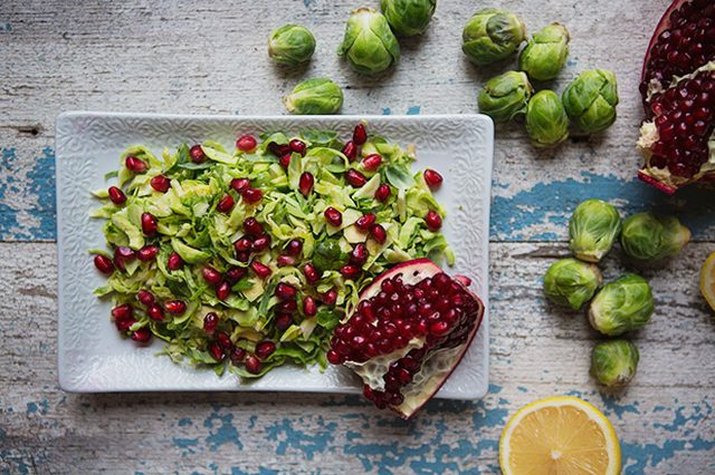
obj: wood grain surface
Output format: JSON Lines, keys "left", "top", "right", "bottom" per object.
{"left": 1, "top": 0, "right": 714, "bottom": 473}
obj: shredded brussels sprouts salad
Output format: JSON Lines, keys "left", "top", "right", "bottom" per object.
{"left": 90, "top": 123, "right": 453, "bottom": 379}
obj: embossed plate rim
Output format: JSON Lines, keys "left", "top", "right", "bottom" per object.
{"left": 56, "top": 111, "right": 493, "bottom": 399}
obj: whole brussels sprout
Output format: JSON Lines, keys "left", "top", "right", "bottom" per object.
{"left": 462, "top": 8, "right": 526, "bottom": 66}
{"left": 569, "top": 199, "right": 622, "bottom": 263}
{"left": 268, "top": 24, "right": 316, "bottom": 66}
{"left": 621, "top": 212, "right": 691, "bottom": 262}
{"left": 338, "top": 7, "right": 400, "bottom": 75}
{"left": 543, "top": 258, "right": 602, "bottom": 310}
{"left": 525, "top": 90, "right": 569, "bottom": 148}
{"left": 562, "top": 69, "right": 619, "bottom": 134}
{"left": 381, "top": 0, "right": 437, "bottom": 37}
{"left": 519, "top": 23, "right": 570, "bottom": 81}
{"left": 591, "top": 340, "right": 640, "bottom": 387}
{"left": 589, "top": 274, "right": 654, "bottom": 336}
{"left": 283, "top": 78, "right": 344, "bottom": 115}
{"left": 477, "top": 71, "right": 534, "bottom": 123}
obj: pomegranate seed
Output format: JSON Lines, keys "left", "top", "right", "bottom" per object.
{"left": 150, "top": 175, "right": 171, "bottom": 193}
{"left": 352, "top": 123, "right": 368, "bottom": 145}
{"left": 342, "top": 141, "right": 358, "bottom": 161}
{"left": 236, "top": 135, "right": 257, "bottom": 152}
{"left": 216, "top": 194, "right": 235, "bottom": 213}
{"left": 346, "top": 169, "right": 368, "bottom": 187}
{"left": 299, "top": 172, "right": 314, "bottom": 197}
{"left": 284, "top": 239, "right": 302, "bottom": 256}
{"left": 189, "top": 145, "right": 206, "bottom": 164}
{"left": 137, "top": 289, "right": 155, "bottom": 306}
{"left": 429, "top": 320, "right": 450, "bottom": 336}
{"left": 340, "top": 264, "right": 361, "bottom": 279}
{"left": 94, "top": 255, "right": 115, "bottom": 274}
{"left": 111, "top": 304, "right": 133, "bottom": 321}
{"left": 327, "top": 349, "right": 342, "bottom": 364}
{"left": 243, "top": 217, "right": 264, "bottom": 236}
{"left": 322, "top": 288, "right": 338, "bottom": 306}
{"left": 303, "top": 263, "right": 320, "bottom": 284}
{"left": 209, "top": 341, "right": 225, "bottom": 361}
{"left": 234, "top": 238, "right": 252, "bottom": 253}
{"left": 425, "top": 210, "right": 442, "bottom": 231}
{"left": 167, "top": 252, "right": 183, "bottom": 271}
{"left": 131, "top": 327, "right": 152, "bottom": 343}
{"left": 423, "top": 169, "right": 443, "bottom": 189}
{"left": 375, "top": 184, "right": 391, "bottom": 202}
{"left": 350, "top": 243, "right": 369, "bottom": 266}
{"left": 164, "top": 300, "right": 186, "bottom": 315}
{"left": 230, "top": 178, "right": 251, "bottom": 193}
{"left": 277, "top": 255, "right": 296, "bottom": 267}
{"left": 275, "top": 282, "right": 297, "bottom": 301}
{"left": 113, "top": 246, "right": 136, "bottom": 271}
{"left": 279, "top": 153, "right": 292, "bottom": 169}
{"left": 303, "top": 296, "right": 317, "bottom": 317}
{"left": 115, "top": 317, "right": 136, "bottom": 332}
{"left": 107, "top": 186, "right": 127, "bottom": 205}
{"left": 289, "top": 139, "right": 306, "bottom": 155}
{"left": 137, "top": 245, "right": 159, "bottom": 262}
{"left": 147, "top": 304, "right": 165, "bottom": 321}
{"left": 241, "top": 188, "right": 263, "bottom": 204}
{"left": 225, "top": 266, "right": 247, "bottom": 284}
{"left": 370, "top": 224, "right": 387, "bottom": 244}
{"left": 245, "top": 355, "right": 262, "bottom": 374}
{"left": 278, "top": 299, "right": 298, "bottom": 313}
{"left": 125, "top": 156, "right": 147, "bottom": 173}
{"left": 255, "top": 341, "right": 277, "bottom": 359}
{"left": 361, "top": 154, "right": 382, "bottom": 171}
{"left": 355, "top": 213, "right": 376, "bottom": 231}
{"left": 268, "top": 142, "right": 291, "bottom": 157}
{"left": 230, "top": 346, "right": 247, "bottom": 364}
{"left": 235, "top": 251, "right": 250, "bottom": 263}
{"left": 251, "top": 261, "right": 272, "bottom": 279}
{"left": 202, "top": 266, "right": 222, "bottom": 286}
{"left": 252, "top": 234, "right": 271, "bottom": 252}
{"left": 324, "top": 207, "right": 343, "bottom": 227}
{"left": 275, "top": 313, "right": 293, "bottom": 331}
{"left": 217, "top": 331, "right": 232, "bottom": 349}
{"left": 141, "top": 212, "right": 158, "bottom": 236}
{"left": 216, "top": 281, "right": 231, "bottom": 301}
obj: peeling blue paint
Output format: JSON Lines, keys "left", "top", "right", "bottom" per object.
{"left": 382, "top": 107, "right": 392, "bottom": 115}
{"left": 406, "top": 105, "right": 421, "bottom": 115}
{"left": 172, "top": 437, "right": 199, "bottom": 455}
{"left": 601, "top": 396, "right": 640, "bottom": 420}
{"left": 25, "top": 399, "right": 49, "bottom": 416}
{"left": 265, "top": 418, "right": 336, "bottom": 460}
{"left": 517, "top": 386, "right": 528, "bottom": 393}
{"left": 230, "top": 468, "right": 279, "bottom": 475}
{"left": 177, "top": 417, "right": 192, "bottom": 427}
{"left": 623, "top": 437, "right": 715, "bottom": 473}
{"left": 491, "top": 172, "right": 715, "bottom": 241}
{"left": 203, "top": 412, "right": 242, "bottom": 451}
{"left": 26, "top": 147, "right": 56, "bottom": 239}
{"left": 0, "top": 23, "right": 11, "bottom": 32}
{"left": 654, "top": 402, "right": 713, "bottom": 433}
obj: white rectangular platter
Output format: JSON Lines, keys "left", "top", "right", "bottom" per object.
{"left": 56, "top": 112, "right": 493, "bottom": 399}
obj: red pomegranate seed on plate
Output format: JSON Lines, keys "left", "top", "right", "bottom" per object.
{"left": 216, "top": 194, "right": 235, "bottom": 213}
{"left": 362, "top": 154, "right": 382, "bottom": 171}
{"left": 167, "top": 252, "right": 183, "bottom": 271}
{"left": 141, "top": 212, "right": 158, "bottom": 236}
{"left": 375, "top": 184, "right": 391, "bottom": 202}
{"left": 131, "top": 327, "right": 152, "bottom": 343}
{"left": 423, "top": 169, "right": 443, "bottom": 189}
{"left": 324, "top": 207, "right": 343, "bottom": 227}
{"left": 189, "top": 145, "right": 206, "bottom": 164}
{"left": 150, "top": 175, "right": 171, "bottom": 193}
{"left": 353, "top": 123, "right": 368, "bottom": 145}
{"left": 125, "top": 156, "right": 147, "bottom": 173}
{"left": 299, "top": 172, "right": 314, "bottom": 197}
{"left": 108, "top": 186, "right": 127, "bottom": 205}
{"left": 236, "top": 135, "right": 257, "bottom": 152}
{"left": 230, "top": 178, "right": 250, "bottom": 193}
{"left": 94, "top": 255, "right": 115, "bottom": 274}
{"left": 137, "top": 245, "right": 159, "bottom": 262}
{"left": 425, "top": 210, "right": 442, "bottom": 231}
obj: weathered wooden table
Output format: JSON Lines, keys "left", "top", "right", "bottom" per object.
{"left": 1, "top": 1, "right": 713, "bottom": 473}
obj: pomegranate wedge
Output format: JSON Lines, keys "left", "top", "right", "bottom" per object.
{"left": 328, "top": 258, "right": 484, "bottom": 419}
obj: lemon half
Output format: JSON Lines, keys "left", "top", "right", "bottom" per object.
{"left": 499, "top": 396, "right": 621, "bottom": 475}
{"left": 699, "top": 252, "right": 715, "bottom": 312}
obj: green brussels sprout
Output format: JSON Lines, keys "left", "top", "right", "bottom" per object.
{"left": 380, "top": 0, "right": 437, "bottom": 37}
{"left": 589, "top": 274, "right": 654, "bottom": 336}
{"left": 543, "top": 258, "right": 602, "bottom": 310}
{"left": 283, "top": 78, "right": 344, "bottom": 115}
{"left": 525, "top": 90, "right": 569, "bottom": 148}
{"left": 462, "top": 8, "right": 526, "bottom": 66}
{"left": 621, "top": 212, "right": 691, "bottom": 262}
{"left": 338, "top": 7, "right": 400, "bottom": 75}
{"left": 569, "top": 199, "right": 622, "bottom": 263}
{"left": 519, "top": 23, "right": 570, "bottom": 81}
{"left": 477, "top": 71, "right": 534, "bottom": 123}
{"left": 562, "top": 69, "right": 619, "bottom": 133}
{"left": 591, "top": 340, "right": 640, "bottom": 387}
{"left": 268, "top": 24, "right": 316, "bottom": 66}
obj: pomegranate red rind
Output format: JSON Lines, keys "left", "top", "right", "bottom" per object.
{"left": 329, "top": 258, "right": 485, "bottom": 419}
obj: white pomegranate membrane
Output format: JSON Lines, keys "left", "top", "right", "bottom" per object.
{"left": 328, "top": 258, "right": 484, "bottom": 419}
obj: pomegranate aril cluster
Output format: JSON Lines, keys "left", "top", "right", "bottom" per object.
{"left": 640, "top": 0, "right": 715, "bottom": 102}
{"left": 648, "top": 70, "right": 715, "bottom": 177}
{"left": 328, "top": 272, "right": 477, "bottom": 406}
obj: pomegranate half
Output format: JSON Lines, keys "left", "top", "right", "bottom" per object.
{"left": 328, "top": 258, "right": 485, "bottom": 419}
{"left": 637, "top": 0, "right": 715, "bottom": 193}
